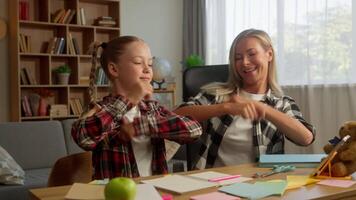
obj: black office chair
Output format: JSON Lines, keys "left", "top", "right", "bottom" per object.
{"left": 182, "top": 64, "right": 229, "bottom": 170}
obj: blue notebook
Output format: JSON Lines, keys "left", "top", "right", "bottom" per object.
{"left": 258, "top": 154, "right": 326, "bottom": 168}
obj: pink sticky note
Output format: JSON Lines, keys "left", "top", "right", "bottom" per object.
{"left": 317, "top": 179, "right": 356, "bottom": 188}
{"left": 190, "top": 192, "right": 240, "bottom": 200}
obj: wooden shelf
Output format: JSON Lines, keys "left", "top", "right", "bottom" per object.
{"left": 9, "top": 0, "right": 121, "bottom": 121}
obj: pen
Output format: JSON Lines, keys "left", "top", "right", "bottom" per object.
{"left": 208, "top": 174, "right": 241, "bottom": 182}
{"left": 312, "top": 135, "right": 350, "bottom": 177}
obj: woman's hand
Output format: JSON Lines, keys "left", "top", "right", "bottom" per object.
{"left": 226, "top": 94, "right": 266, "bottom": 120}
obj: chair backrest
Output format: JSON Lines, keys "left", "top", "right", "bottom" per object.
{"left": 182, "top": 65, "right": 229, "bottom": 170}
{"left": 183, "top": 64, "right": 229, "bottom": 101}
{"left": 47, "top": 151, "right": 92, "bottom": 187}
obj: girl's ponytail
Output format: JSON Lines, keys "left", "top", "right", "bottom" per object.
{"left": 79, "top": 42, "right": 104, "bottom": 118}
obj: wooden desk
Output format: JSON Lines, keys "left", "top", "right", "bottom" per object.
{"left": 30, "top": 163, "right": 356, "bottom": 200}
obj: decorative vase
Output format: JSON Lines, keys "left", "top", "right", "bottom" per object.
{"left": 57, "top": 73, "right": 70, "bottom": 85}
{"left": 38, "top": 97, "right": 48, "bottom": 116}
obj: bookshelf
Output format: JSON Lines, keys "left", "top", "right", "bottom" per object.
{"left": 9, "top": 0, "right": 120, "bottom": 121}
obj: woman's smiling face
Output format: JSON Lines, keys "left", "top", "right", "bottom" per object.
{"left": 234, "top": 37, "right": 273, "bottom": 93}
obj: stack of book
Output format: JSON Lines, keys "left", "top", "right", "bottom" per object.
{"left": 20, "top": 66, "right": 37, "bottom": 85}
{"left": 21, "top": 95, "right": 32, "bottom": 117}
{"left": 21, "top": 93, "right": 41, "bottom": 117}
{"left": 19, "top": 33, "right": 31, "bottom": 53}
{"left": 46, "top": 37, "right": 66, "bottom": 54}
{"left": 52, "top": 9, "right": 76, "bottom": 24}
{"left": 67, "top": 33, "right": 80, "bottom": 55}
{"left": 94, "top": 16, "right": 116, "bottom": 27}
{"left": 70, "top": 98, "right": 83, "bottom": 115}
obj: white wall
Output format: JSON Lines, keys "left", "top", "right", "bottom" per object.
{"left": 0, "top": 0, "right": 9, "bottom": 122}
{"left": 121, "top": 0, "right": 183, "bottom": 106}
{"left": 0, "top": 0, "right": 183, "bottom": 122}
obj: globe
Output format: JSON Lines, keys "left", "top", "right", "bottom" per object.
{"left": 152, "top": 57, "right": 173, "bottom": 89}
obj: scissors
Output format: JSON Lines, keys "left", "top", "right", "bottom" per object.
{"left": 253, "top": 165, "right": 296, "bottom": 178}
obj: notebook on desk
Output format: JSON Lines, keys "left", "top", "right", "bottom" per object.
{"left": 258, "top": 154, "right": 326, "bottom": 168}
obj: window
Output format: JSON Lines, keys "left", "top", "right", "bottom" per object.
{"left": 206, "top": 0, "right": 355, "bottom": 85}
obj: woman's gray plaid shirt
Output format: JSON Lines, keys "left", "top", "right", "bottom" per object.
{"left": 180, "top": 90, "right": 316, "bottom": 169}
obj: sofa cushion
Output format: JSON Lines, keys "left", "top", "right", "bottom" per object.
{"left": 24, "top": 168, "right": 51, "bottom": 189}
{"left": 61, "top": 119, "right": 84, "bottom": 155}
{"left": 0, "top": 145, "right": 25, "bottom": 185}
{"left": 0, "top": 168, "right": 51, "bottom": 200}
{"left": 0, "top": 121, "right": 67, "bottom": 170}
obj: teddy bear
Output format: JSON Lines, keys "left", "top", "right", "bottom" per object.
{"left": 323, "top": 121, "right": 356, "bottom": 177}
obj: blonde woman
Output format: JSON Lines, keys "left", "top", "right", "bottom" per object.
{"left": 175, "top": 29, "right": 315, "bottom": 169}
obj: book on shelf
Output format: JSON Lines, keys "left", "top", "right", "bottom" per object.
{"left": 98, "top": 16, "right": 113, "bottom": 21}
{"left": 28, "top": 93, "right": 40, "bottom": 116}
{"left": 96, "top": 67, "right": 109, "bottom": 85}
{"left": 26, "top": 35, "right": 31, "bottom": 52}
{"left": 94, "top": 16, "right": 117, "bottom": 27}
{"left": 19, "top": 34, "right": 31, "bottom": 53}
{"left": 70, "top": 98, "right": 83, "bottom": 115}
{"left": 74, "top": 98, "right": 83, "bottom": 114}
{"left": 67, "top": 33, "right": 75, "bottom": 55}
{"left": 23, "top": 66, "right": 37, "bottom": 85}
{"left": 79, "top": 76, "right": 90, "bottom": 85}
{"left": 79, "top": 8, "right": 86, "bottom": 25}
{"left": 52, "top": 9, "right": 66, "bottom": 23}
{"left": 21, "top": 95, "right": 32, "bottom": 117}
{"left": 65, "top": 10, "right": 76, "bottom": 24}
{"left": 69, "top": 99, "right": 78, "bottom": 115}
{"left": 20, "top": 68, "right": 29, "bottom": 85}
{"left": 53, "top": 37, "right": 65, "bottom": 54}
{"left": 19, "top": 0, "right": 29, "bottom": 20}
{"left": 59, "top": 9, "right": 71, "bottom": 24}
{"left": 46, "top": 37, "right": 57, "bottom": 54}
{"left": 72, "top": 38, "right": 80, "bottom": 54}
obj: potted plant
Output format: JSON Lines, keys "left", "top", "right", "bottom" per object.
{"left": 54, "top": 64, "right": 71, "bottom": 85}
{"left": 182, "top": 54, "right": 204, "bottom": 70}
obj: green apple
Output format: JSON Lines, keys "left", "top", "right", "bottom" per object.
{"left": 104, "top": 177, "right": 137, "bottom": 200}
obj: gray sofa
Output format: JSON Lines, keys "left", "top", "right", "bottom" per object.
{"left": 0, "top": 119, "right": 81, "bottom": 200}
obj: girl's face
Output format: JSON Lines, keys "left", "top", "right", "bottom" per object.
{"left": 112, "top": 41, "right": 153, "bottom": 92}
{"left": 234, "top": 37, "right": 272, "bottom": 93}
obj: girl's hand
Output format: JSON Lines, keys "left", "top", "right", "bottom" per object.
{"left": 118, "top": 117, "right": 135, "bottom": 142}
{"left": 127, "top": 81, "right": 153, "bottom": 105}
{"left": 226, "top": 94, "right": 266, "bottom": 120}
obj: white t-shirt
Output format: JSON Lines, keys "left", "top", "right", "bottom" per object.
{"left": 214, "top": 90, "right": 265, "bottom": 167}
{"left": 124, "top": 106, "right": 152, "bottom": 177}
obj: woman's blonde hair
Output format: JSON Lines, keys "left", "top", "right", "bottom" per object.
{"left": 202, "top": 29, "right": 283, "bottom": 97}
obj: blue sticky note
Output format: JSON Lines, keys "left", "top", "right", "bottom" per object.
{"left": 219, "top": 183, "right": 272, "bottom": 199}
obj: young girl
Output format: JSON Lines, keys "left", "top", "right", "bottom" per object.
{"left": 71, "top": 36, "right": 202, "bottom": 179}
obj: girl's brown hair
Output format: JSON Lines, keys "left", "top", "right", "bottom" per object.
{"left": 88, "top": 36, "right": 142, "bottom": 104}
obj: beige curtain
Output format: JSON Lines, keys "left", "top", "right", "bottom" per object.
{"left": 283, "top": 84, "right": 356, "bottom": 154}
